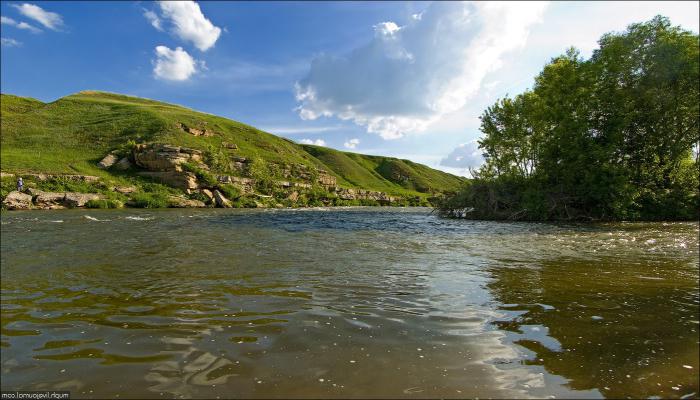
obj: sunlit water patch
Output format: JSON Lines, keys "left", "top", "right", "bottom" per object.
{"left": 1, "top": 208, "right": 697, "bottom": 398}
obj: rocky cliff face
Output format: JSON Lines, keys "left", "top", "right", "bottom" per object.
{"left": 2, "top": 188, "right": 104, "bottom": 210}
{"left": 132, "top": 144, "right": 202, "bottom": 191}
{"left": 133, "top": 144, "right": 203, "bottom": 171}
{"left": 129, "top": 143, "right": 394, "bottom": 205}
{"left": 132, "top": 143, "right": 398, "bottom": 206}
{"left": 2, "top": 142, "right": 407, "bottom": 210}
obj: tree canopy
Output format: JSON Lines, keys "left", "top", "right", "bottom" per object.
{"left": 439, "top": 16, "right": 699, "bottom": 221}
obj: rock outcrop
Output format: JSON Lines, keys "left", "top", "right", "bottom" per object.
{"left": 98, "top": 153, "right": 119, "bottom": 169}
{"left": 317, "top": 170, "right": 337, "bottom": 187}
{"left": 335, "top": 188, "right": 396, "bottom": 204}
{"left": 3, "top": 188, "right": 110, "bottom": 209}
{"left": 133, "top": 144, "right": 203, "bottom": 172}
{"left": 113, "top": 186, "right": 136, "bottom": 194}
{"left": 64, "top": 192, "right": 102, "bottom": 207}
{"left": 138, "top": 171, "right": 198, "bottom": 191}
{"left": 20, "top": 174, "right": 100, "bottom": 183}
{"left": 168, "top": 196, "right": 206, "bottom": 208}
{"left": 133, "top": 144, "right": 203, "bottom": 191}
{"left": 200, "top": 189, "right": 214, "bottom": 202}
{"left": 218, "top": 175, "right": 254, "bottom": 193}
{"left": 113, "top": 157, "right": 132, "bottom": 170}
{"left": 213, "top": 190, "right": 232, "bottom": 208}
{"left": 29, "top": 189, "right": 66, "bottom": 209}
{"left": 178, "top": 123, "right": 214, "bottom": 137}
{"left": 2, "top": 191, "right": 33, "bottom": 210}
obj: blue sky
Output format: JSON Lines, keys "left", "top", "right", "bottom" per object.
{"left": 2, "top": 1, "right": 698, "bottom": 176}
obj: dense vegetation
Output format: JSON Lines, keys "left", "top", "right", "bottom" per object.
{"left": 1, "top": 89, "right": 465, "bottom": 208}
{"left": 438, "top": 16, "right": 699, "bottom": 221}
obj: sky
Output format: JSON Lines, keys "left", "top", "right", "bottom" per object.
{"left": 1, "top": 1, "right": 698, "bottom": 176}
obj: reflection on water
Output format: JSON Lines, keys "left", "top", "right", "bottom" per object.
{"left": 1, "top": 208, "right": 698, "bottom": 398}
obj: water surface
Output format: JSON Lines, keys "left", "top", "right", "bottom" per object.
{"left": 1, "top": 208, "right": 698, "bottom": 398}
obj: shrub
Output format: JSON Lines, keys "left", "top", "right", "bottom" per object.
{"left": 188, "top": 191, "right": 211, "bottom": 204}
{"left": 231, "top": 196, "right": 259, "bottom": 208}
{"left": 217, "top": 184, "right": 240, "bottom": 200}
{"left": 85, "top": 199, "right": 122, "bottom": 209}
{"left": 181, "top": 162, "right": 218, "bottom": 187}
{"left": 205, "top": 144, "right": 230, "bottom": 173}
{"left": 129, "top": 192, "right": 169, "bottom": 208}
{"left": 41, "top": 176, "right": 106, "bottom": 194}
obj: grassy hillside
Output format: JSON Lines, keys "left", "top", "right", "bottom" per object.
{"left": 301, "top": 145, "right": 464, "bottom": 194}
{"left": 1, "top": 91, "right": 465, "bottom": 199}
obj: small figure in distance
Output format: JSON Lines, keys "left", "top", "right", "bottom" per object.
{"left": 17, "top": 177, "right": 23, "bottom": 192}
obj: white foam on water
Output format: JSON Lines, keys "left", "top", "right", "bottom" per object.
{"left": 49, "top": 220, "right": 64, "bottom": 223}
{"left": 84, "top": 215, "right": 110, "bottom": 222}
{"left": 125, "top": 216, "right": 155, "bottom": 221}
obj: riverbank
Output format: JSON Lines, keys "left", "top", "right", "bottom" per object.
{"left": 1, "top": 91, "right": 464, "bottom": 212}
{"left": 1, "top": 160, "right": 437, "bottom": 211}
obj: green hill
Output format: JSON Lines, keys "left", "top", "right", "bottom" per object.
{"left": 0, "top": 91, "right": 465, "bottom": 208}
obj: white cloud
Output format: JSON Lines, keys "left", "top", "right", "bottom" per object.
{"left": 153, "top": 45, "right": 200, "bottom": 81}
{"left": 295, "top": 1, "right": 548, "bottom": 140}
{"left": 530, "top": 2, "right": 700, "bottom": 58}
{"left": 440, "top": 141, "right": 484, "bottom": 169}
{"left": 143, "top": 9, "right": 163, "bottom": 31}
{"left": 343, "top": 138, "right": 360, "bottom": 149}
{"left": 299, "top": 138, "right": 327, "bottom": 146}
{"left": 153, "top": 1, "right": 222, "bottom": 51}
{"left": 1, "top": 37, "right": 22, "bottom": 47}
{"left": 12, "top": 3, "right": 63, "bottom": 31}
{"left": 1, "top": 16, "right": 42, "bottom": 33}
{"left": 259, "top": 125, "right": 342, "bottom": 135}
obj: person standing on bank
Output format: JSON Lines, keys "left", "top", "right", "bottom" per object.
{"left": 17, "top": 177, "right": 23, "bottom": 192}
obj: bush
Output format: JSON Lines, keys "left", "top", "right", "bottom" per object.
{"left": 129, "top": 192, "right": 169, "bottom": 208}
{"left": 85, "top": 199, "right": 122, "bottom": 209}
{"left": 41, "top": 176, "right": 106, "bottom": 194}
{"left": 231, "top": 196, "right": 259, "bottom": 208}
{"left": 188, "top": 191, "right": 211, "bottom": 204}
{"left": 217, "top": 184, "right": 240, "bottom": 200}
{"left": 181, "top": 162, "right": 218, "bottom": 187}
{"left": 205, "top": 144, "right": 230, "bottom": 173}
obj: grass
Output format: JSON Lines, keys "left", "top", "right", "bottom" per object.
{"left": 85, "top": 199, "right": 122, "bottom": 209}
{"left": 1, "top": 90, "right": 466, "bottom": 203}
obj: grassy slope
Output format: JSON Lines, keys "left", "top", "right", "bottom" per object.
{"left": 0, "top": 91, "right": 465, "bottom": 196}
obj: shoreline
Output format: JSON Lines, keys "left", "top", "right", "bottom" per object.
{"left": 2, "top": 206, "right": 697, "bottom": 224}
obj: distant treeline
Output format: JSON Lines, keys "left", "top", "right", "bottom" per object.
{"left": 438, "top": 16, "right": 699, "bottom": 221}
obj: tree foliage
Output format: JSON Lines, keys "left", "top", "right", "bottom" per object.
{"left": 439, "top": 16, "right": 699, "bottom": 221}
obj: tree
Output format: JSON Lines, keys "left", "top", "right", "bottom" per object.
{"left": 438, "top": 16, "right": 699, "bottom": 221}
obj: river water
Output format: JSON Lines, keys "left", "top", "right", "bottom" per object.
{"left": 1, "top": 208, "right": 698, "bottom": 399}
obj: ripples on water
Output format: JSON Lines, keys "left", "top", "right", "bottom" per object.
{"left": 1, "top": 208, "right": 698, "bottom": 399}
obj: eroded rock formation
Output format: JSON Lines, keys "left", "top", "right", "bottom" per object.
{"left": 2, "top": 191, "right": 33, "bottom": 210}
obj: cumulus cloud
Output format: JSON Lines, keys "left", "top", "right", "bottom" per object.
{"left": 343, "top": 138, "right": 360, "bottom": 149}
{"left": 1, "top": 16, "right": 42, "bottom": 33}
{"left": 12, "top": 3, "right": 63, "bottom": 31}
{"left": 143, "top": 9, "right": 163, "bottom": 31}
{"left": 295, "top": 1, "right": 548, "bottom": 139}
{"left": 147, "top": 1, "right": 222, "bottom": 51}
{"left": 440, "top": 141, "right": 484, "bottom": 169}
{"left": 153, "top": 45, "right": 201, "bottom": 81}
{"left": 299, "top": 138, "right": 327, "bottom": 146}
{"left": 1, "top": 37, "right": 22, "bottom": 47}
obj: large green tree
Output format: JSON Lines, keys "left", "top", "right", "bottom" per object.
{"left": 440, "top": 16, "right": 699, "bottom": 221}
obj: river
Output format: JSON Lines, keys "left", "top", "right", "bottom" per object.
{"left": 1, "top": 208, "right": 698, "bottom": 399}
